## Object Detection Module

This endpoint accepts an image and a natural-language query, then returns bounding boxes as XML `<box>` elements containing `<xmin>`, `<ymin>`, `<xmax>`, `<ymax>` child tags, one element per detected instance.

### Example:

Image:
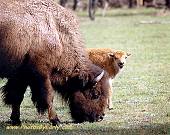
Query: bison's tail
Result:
<box><xmin>29</xmin><ymin>79</ymin><xmax>48</xmax><ymax>114</ymax></box>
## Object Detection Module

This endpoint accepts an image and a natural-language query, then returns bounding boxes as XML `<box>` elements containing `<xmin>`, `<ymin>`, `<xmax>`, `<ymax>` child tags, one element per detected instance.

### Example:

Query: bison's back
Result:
<box><xmin>0</xmin><ymin>0</ymin><xmax>88</xmax><ymax>78</ymax></box>
<box><xmin>0</xmin><ymin>0</ymin><xmax>60</xmax><ymax>77</ymax></box>
<box><xmin>0</xmin><ymin>21</ymin><xmax>31</xmax><ymax>77</ymax></box>
<box><xmin>0</xmin><ymin>0</ymin><xmax>36</xmax><ymax>77</ymax></box>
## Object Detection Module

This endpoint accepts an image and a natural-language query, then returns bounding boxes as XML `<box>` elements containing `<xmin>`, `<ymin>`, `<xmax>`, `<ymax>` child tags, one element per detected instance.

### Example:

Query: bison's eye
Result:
<box><xmin>91</xmin><ymin>89</ymin><xmax>101</xmax><ymax>100</ymax></box>
<box><xmin>92</xmin><ymin>93</ymin><xmax>99</xmax><ymax>99</ymax></box>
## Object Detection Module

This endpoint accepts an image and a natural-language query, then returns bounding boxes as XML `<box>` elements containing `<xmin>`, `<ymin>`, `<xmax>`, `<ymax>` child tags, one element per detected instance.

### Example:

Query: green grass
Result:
<box><xmin>0</xmin><ymin>8</ymin><xmax>170</xmax><ymax>135</ymax></box>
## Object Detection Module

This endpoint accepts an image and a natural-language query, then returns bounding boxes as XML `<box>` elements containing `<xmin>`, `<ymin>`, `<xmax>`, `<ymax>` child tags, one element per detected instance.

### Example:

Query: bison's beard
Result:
<box><xmin>68</xmin><ymin>91</ymin><xmax>107</xmax><ymax>123</ymax></box>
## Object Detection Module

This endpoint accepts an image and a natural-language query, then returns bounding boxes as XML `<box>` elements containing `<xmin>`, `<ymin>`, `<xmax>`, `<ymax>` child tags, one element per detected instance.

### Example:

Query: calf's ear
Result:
<box><xmin>108</xmin><ymin>53</ymin><xmax>115</xmax><ymax>58</ymax></box>
<box><xmin>127</xmin><ymin>53</ymin><xmax>131</xmax><ymax>56</ymax></box>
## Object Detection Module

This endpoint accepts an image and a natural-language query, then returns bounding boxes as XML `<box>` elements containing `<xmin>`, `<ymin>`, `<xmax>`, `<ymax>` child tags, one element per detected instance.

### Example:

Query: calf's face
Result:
<box><xmin>109</xmin><ymin>51</ymin><xmax>131</xmax><ymax>70</ymax></box>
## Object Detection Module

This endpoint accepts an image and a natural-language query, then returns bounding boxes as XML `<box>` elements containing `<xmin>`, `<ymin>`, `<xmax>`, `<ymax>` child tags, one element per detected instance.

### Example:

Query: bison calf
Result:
<box><xmin>87</xmin><ymin>48</ymin><xmax>131</xmax><ymax>109</ymax></box>
<box><xmin>0</xmin><ymin>0</ymin><xmax>110</xmax><ymax>126</ymax></box>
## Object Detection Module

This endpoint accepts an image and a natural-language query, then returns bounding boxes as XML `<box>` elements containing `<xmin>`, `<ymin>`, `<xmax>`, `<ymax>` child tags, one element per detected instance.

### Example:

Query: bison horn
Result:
<box><xmin>94</xmin><ymin>70</ymin><xmax>104</xmax><ymax>83</ymax></box>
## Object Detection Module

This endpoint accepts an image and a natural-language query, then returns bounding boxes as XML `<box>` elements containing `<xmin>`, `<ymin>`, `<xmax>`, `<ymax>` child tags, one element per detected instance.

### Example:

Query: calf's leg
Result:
<box><xmin>108</xmin><ymin>78</ymin><xmax>113</xmax><ymax>110</ymax></box>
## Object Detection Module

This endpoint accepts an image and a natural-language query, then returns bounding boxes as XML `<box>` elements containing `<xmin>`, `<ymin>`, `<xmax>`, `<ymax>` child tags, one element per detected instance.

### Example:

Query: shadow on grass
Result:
<box><xmin>1</xmin><ymin>119</ymin><xmax>75</xmax><ymax>125</ymax></box>
<box><xmin>96</xmin><ymin>11</ymin><xmax>157</xmax><ymax>18</ymax></box>
<box><xmin>0</xmin><ymin>120</ymin><xmax>169</xmax><ymax>135</ymax></box>
<box><xmin>78</xmin><ymin>8</ymin><xmax>158</xmax><ymax>19</ymax></box>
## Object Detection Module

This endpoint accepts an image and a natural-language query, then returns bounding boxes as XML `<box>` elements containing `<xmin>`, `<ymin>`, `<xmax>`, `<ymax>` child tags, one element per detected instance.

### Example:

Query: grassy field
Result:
<box><xmin>0</xmin><ymin>8</ymin><xmax>170</xmax><ymax>135</ymax></box>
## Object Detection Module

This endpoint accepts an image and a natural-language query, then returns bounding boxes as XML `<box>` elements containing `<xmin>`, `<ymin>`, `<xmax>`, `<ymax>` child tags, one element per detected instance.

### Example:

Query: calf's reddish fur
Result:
<box><xmin>87</xmin><ymin>48</ymin><xmax>131</xmax><ymax>109</ymax></box>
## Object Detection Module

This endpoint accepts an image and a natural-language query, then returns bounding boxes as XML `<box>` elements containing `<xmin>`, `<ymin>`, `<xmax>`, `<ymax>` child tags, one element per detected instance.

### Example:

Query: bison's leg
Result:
<box><xmin>102</xmin><ymin>1</ymin><xmax>109</xmax><ymax>17</ymax></box>
<box><xmin>60</xmin><ymin>0</ymin><xmax>67</xmax><ymax>7</ymax></box>
<box><xmin>41</xmin><ymin>78</ymin><xmax>60</xmax><ymax>126</ymax></box>
<box><xmin>29</xmin><ymin>61</ymin><xmax>61</xmax><ymax>126</ymax></box>
<box><xmin>46</xmin><ymin>85</ymin><xmax>61</xmax><ymax>126</ymax></box>
<box><xmin>2</xmin><ymin>77</ymin><xmax>28</xmax><ymax>126</ymax></box>
<box><xmin>108</xmin><ymin>78</ymin><xmax>113</xmax><ymax>110</ymax></box>
<box><xmin>73</xmin><ymin>0</ymin><xmax>78</xmax><ymax>10</ymax></box>
<box><xmin>31</xmin><ymin>76</ymin><xmax>60</xmax><ymax>126</ymax></box>
<box><xmin>10</xmin><ymin>105</ymin><xmax>22</xmax><ymax>126</ymax></box>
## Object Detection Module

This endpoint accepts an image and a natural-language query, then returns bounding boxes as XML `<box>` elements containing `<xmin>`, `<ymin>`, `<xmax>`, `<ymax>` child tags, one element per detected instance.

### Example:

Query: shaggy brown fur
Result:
<box><xmin>87</xmin><ymin>48</ymin><xmax>131</xmax><ymax>109</ymax></box>
<box><xmin>0</xmin><ymin>0</ymin><xmax>110</xmax><ymax>126</ymax></box>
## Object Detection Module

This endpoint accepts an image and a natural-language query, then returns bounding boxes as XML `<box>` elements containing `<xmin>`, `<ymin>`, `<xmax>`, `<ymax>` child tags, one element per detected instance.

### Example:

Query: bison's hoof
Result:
<box><xmin>11</xmin><ymin>119</ymin><xmax>21</xmax><ymax>126</ymax></box>
<box><xmin>50</xmin><ymin>118</ymin><xmax>61</xmax><ymax>126</ymax></box>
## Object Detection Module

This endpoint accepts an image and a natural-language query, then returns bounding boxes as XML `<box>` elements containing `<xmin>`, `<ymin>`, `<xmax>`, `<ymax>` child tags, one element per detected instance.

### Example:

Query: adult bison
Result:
<box><xmin>0</xmin><ymin>0</ymin><xmax>109</xmax><ymax>126</ymax></box>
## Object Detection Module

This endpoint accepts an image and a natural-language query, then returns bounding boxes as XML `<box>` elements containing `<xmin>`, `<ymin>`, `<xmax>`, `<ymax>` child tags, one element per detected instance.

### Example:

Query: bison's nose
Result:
<box><xmin>96</xmin><ymin>114</ymin><xmax>105</xmax><ymax>121</ymax></box>
<box><xmin>90</xmin><ymin>113</ymin><xmax>105</xmax><ymax>122</ymax></box>
<box><xmin>99</xmin><ymin>113</ymin><xmax>105</xmax><ymax>120</ymax></box>
<box><xmin>99</xmin><ymin>115</ymin><xmax>104</xmax><ymax>120</ymax></box>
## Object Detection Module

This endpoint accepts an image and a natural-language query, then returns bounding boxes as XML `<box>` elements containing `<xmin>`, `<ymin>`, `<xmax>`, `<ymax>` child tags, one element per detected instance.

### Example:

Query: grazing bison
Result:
<box><xmin>0</xmin><ymin>0</ymin><xmax>110</xmax><ymax>126</ymax></box>
<box><xmin>87</xmin><ymin>48</ymin><xmax>131</xmax><ymax>109</ymax></box>
<box><xmin>60</xmin><ymin>0</ymin><xmax>79</xmax><ymax>10</ymax></box>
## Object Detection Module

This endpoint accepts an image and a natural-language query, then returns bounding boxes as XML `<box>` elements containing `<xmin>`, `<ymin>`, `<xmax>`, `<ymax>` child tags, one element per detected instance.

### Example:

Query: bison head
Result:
<box><xmin>51</xmin><ymin>66</ymin><xmax>109</xmax><ymax>123</ymax></box>
<box><xmin>69</xmin><ymin>70</ymin><xmax>109</xmax><ymax>123</ymax></box>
